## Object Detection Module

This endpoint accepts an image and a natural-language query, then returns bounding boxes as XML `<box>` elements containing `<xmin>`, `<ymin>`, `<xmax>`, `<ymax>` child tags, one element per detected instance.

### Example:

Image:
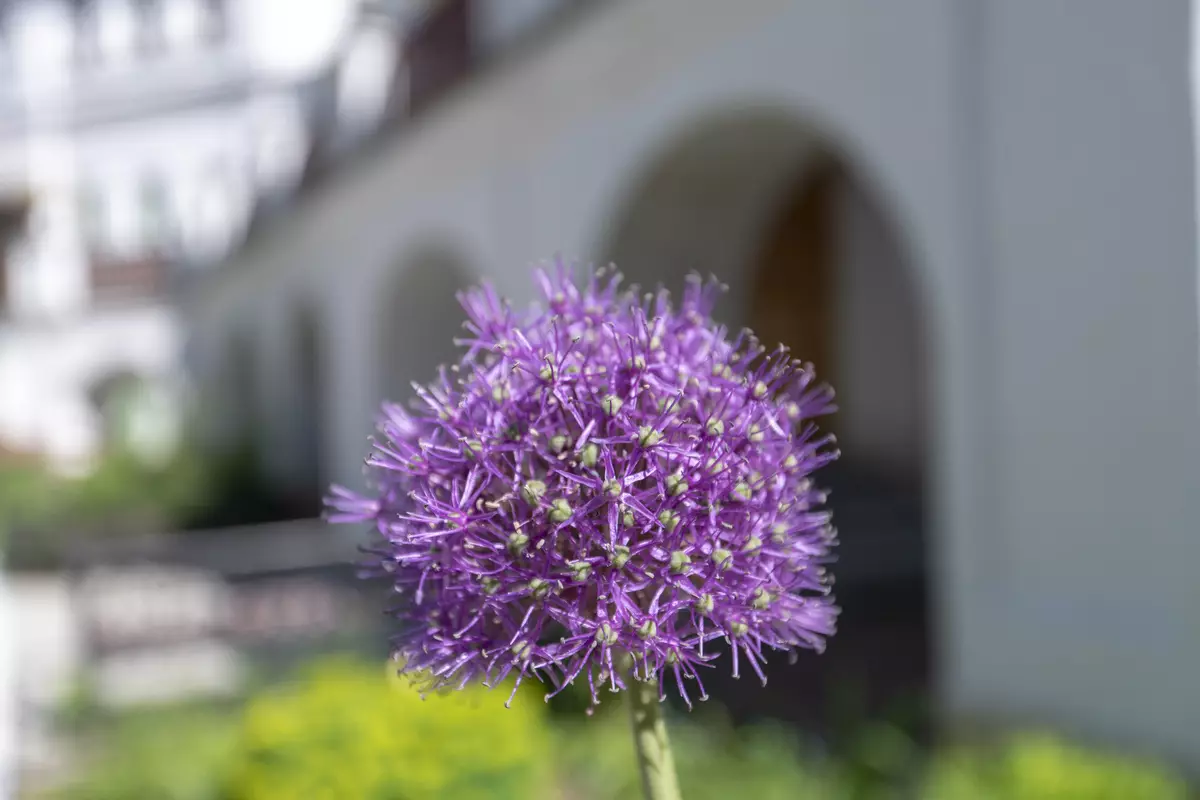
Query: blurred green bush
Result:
<box><xmin>52</xmin><ymin>705</ymin><xmax>240</xmax><ymax>800</ymax></box>
<box><xmin>47</xmin><ymin>656</ymin><xmax>1194</xmax><ymax>800</ymax></box>
<box><xmin>1</xmin><ymin>441</ymin><xmax>296</xmax><ymax>568</ymax></box>
<box><xmin>225</xmin><ymin>658</ymin><xmax>552</xmax><ymax>800</ymax></box>
<box><xmin>923</xmin><ymin>731</ymin><xmax>1191</xmax><ymax>800</ymax></box>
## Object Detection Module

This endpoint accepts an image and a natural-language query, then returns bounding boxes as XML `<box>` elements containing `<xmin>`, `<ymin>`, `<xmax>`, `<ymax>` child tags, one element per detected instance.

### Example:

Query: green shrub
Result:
<box><xmin>52</xmin><ymin>705</ymin><xmax>240</xmax><ymax>800</ymax></box>
<box><xmin>557</xmin><ymin>705</ymin><xmax>841</xmax><ymax>800</ymax></box>
<box><xmin>225</xmin><ymin>658</ymin><xmax>552</xmax><ymax>800</ymax></box>
<box><xmin>47</xmin><ymin>658</ymin><xmax>1194</xmax><ymax>800</ymax></box>
<box><xmin>923</xmin><ymin>731</ymin><xmax>1190</xmax><ymax>800</ymax></box>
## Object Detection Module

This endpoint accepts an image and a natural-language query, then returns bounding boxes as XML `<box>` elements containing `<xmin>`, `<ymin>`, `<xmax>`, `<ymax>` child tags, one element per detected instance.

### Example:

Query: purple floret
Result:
<box><xmin>327</xmin><ymin>264</ymin><xmax>840</xmax><ymax>709</ymax></box>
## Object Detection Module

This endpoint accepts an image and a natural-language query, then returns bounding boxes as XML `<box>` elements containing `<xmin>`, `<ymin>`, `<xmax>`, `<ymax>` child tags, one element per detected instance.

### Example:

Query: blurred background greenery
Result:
<box><xmin>43</xmin><ymin>654</ymin><xmax>1191</xmax><ymax>800</ymax></box>
<box><xmin>1</xmin><ymin>437</ymin><xmax>299</xmax><ymax>569</ymax></box>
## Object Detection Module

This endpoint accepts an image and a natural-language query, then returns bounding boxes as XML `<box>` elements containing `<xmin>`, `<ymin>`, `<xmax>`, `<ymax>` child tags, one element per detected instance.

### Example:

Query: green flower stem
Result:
<box><xmin>627</xmin><ymin>674</ymin><xmax>683</xmax><ymax>800</ymax></box>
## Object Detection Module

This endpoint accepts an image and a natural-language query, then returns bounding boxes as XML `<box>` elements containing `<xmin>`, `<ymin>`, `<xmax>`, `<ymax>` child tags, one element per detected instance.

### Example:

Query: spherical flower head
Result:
<box><xmin>327</xmin><ymin>264</ymin><xmax>840</xmax><ymax>709</ymax></box>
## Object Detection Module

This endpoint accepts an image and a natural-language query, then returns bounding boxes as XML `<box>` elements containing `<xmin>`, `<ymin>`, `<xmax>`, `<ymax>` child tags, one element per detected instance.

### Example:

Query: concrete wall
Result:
<box><xmin>959</xmin><ymin>0</ymin><xmax>1200</xmax><ymax>764</ymax></box>
<box><xmin>183</xmin><ymin>0</ymin><xmax>1200</xmax><ymax>768</ymax></box>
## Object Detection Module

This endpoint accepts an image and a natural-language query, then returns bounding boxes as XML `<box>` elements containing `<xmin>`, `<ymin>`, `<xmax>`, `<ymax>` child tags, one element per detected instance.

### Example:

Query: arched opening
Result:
<box><xmin>87</xmin><ymin>370</ymin><xmax>179</xmax><ymax>465</ymax></box>
<box><xmin>292</xmin><ymin>303</ymin><xmax>325</xmax><ymax>515</ymax></box>
<box><xmin>376</xmin><ymin>247</ymin><xmax>474</xmax><ymax>407</ymax></box>
<box><xmin>222</xmin><ymin>329</ymin><xmax>258</xmax><ymax>449</ymax></box>
<box><xmin>599</xmin><ymin>110</ymin><xmax>931</xmax><ymax>732</ymax></box>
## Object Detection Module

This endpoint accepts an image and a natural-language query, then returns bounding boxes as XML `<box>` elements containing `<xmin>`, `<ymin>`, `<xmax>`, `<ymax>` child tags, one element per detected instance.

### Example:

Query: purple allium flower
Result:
<box><xmin>327</xmin><ymin>265</ymin><xmax>839</xmax><ymax>710</ymax></box>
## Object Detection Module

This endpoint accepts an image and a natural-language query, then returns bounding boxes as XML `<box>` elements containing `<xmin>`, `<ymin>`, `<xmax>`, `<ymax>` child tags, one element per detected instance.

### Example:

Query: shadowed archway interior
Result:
<box><xmin>292</xmin><ymin>304</ymin><xmax>325</xmax><ymax>513</ymax></box>
<box><xmin>599</xmin><ymin>109</ymin><xmax>931</xmax><ymax>731</ymax></box>
<box><xmin>376</xmin><ymin>248</ymin><xmax>475</xmax><ymax>408</ymax></box>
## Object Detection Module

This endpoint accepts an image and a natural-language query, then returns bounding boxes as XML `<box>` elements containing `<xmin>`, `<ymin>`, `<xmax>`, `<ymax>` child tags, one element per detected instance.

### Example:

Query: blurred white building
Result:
<box><xmin>0</xmin><ymin>0</ymin><xmax>404</xmax><ymax>472</ymax></box>
<box><xmin>182</xmin><ymin>0</ymin><xmax>1200</xmax><ymax>773</ymax></box>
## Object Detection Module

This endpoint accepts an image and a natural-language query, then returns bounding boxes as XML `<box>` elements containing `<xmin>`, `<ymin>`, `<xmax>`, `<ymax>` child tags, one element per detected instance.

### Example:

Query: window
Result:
<box><xmin>139</xmin><ymin>174</ymin><xmax>174</xmax><ymax>255</ymax></box>
<box><xmin>162</xmin><ymin>0</ymin><xmax>200</xmax><ymax>50</ymax></box>
<box><xmin>0</xmin><ymin>15</ymin><xmax>10</xmax><ymax>75</ymax></box>
<box><xmin>0</xmin><ymin>242</ymin><xmax>9</xmax><ymax>314</ymax></box>
<box><xmin>135</xmin><ymin>0</ymin><xmax>165</xmax><ymax>56</ymax></box>
<box><xmin>9</xmin><ymin>0</ymin><xmax>75</xmax><ymax>82</ymax></box>
<box><xmin>0</xmin><ymin>198</ymin><xmax>31</xmax><ymax>317</ymax></box>
<box><xmin>201</xmin><ymin>0</ymin><xmax>224</xmax><ymax>44</ymax></box>
<box><xmin>79</xmin><ymin>184</ymin><xmax>111</xmax><ymax>256</ymax></box>
<box><xmin>188</xmin><ymin>164</ymin><xmax>236</xmax><ymax>260</ymax></box>
<box><xmin>97</xmin><ymin>0</ymin><xmax>136</xmax><ymax>63</ymax></box>
<box><xmin>72</xmin><ymin>1</ymin><xmax>101</xmax><ymax>66</ymax></box>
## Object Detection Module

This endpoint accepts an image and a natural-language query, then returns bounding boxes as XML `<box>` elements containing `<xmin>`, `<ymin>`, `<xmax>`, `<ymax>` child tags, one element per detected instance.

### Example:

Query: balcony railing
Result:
<box><xmin>89</xmin><ymin>253</ymin><xmax>168</xmax><ymax>304</ymax></box>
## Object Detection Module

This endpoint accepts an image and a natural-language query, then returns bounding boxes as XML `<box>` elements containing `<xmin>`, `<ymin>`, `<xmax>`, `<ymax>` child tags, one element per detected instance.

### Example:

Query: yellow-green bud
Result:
<box><xmin>711</xmin><ymin>548</ymin><xmax>733</xmax><ymax>570</ymax></box>
<box><xmin>521</xmin><ymin>480</ymin><xmax>547</xmax><ymax>506</ymax></box>
<box><xmin>595</xmin><ymin>622</ymin><xmax>619</xmax><ymax>645</ymax></box>
<box><xmin>581</xmin><ymin>443</ymin><xmax>599</xmax><ymax>468</ymax></box>
<box><xmin>507</xmin><ymin>531</ymin><xmax>529</xmax><ymax>557</ymax></box>
<box><xmin>548</xmin><ymin>498</ymin><xmax>572</xmax><ymax>523</ymax></box>
<box><xmin>638</xmin><ymin>426</ymin><xmax>663</xmax><ymax>447</ymax></box>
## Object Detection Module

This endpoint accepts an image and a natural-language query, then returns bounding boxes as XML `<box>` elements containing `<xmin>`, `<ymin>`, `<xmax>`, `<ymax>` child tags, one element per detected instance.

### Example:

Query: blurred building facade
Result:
<box><xmin>182</xmin><ymin>0</ymin><xmax>1200</xmax><ymax>773</ymax></box>
<box><xmin>0</xmin><ymin>0</ymin><xmax>407</xmax><ymax>472</ymax></box>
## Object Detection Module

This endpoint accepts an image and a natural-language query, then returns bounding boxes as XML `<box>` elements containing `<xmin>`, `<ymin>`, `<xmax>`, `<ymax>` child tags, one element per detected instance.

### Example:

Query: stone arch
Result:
<box><xmin>595</xmin><ymin>104</ymin><xmax>934</xmax><ymax>722</ymax></box>
<box><xmin>289</xmin><ymin>300</ymin><xmax>325</xmax><ymax>512</ymax></box>
<box><xmin>374</xmin><ymin>243</ymin><xmax>476</xmax><ymax>408</ymax></box>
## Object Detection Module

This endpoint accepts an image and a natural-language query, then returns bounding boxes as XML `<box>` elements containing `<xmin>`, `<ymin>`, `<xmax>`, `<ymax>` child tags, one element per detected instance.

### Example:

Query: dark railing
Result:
<box><xmin>67</xmin><ymin>519</ymin><xmax>381</xmax><ymax>704</ymax></box>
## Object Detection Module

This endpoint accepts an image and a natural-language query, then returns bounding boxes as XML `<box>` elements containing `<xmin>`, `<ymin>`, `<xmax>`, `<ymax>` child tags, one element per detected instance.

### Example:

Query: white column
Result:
<box><xmin>0</xmin><ymin>552</ymin><xmax>15</xmax><ymax>800</ymax></box>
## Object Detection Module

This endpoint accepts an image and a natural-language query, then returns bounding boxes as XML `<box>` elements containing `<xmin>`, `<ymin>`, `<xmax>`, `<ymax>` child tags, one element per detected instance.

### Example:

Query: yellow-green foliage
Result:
<box><xmin>924</xmin><ymin>731</ymin><xmax>1190</xmax><ymax>800</ymax></box>
<box><xmin>226</xmin><ymin>658</ymin><xmax>551</xmax><ymax>800</ymax></box>
<box><xmin>53</xmin><ymin>706</ymin><xmax>240</xmax><ymax>800</ymax></box>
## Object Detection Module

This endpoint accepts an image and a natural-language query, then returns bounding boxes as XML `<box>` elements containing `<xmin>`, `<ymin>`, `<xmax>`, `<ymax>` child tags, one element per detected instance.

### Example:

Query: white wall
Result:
<box><xmin>959</xmin><ymin>0</ymin><xmax>1200</xmax><ymax>763</ymax></box>
<box><xmin>184</xmin><ymin>0</ymin><xmax>1200</xmax><ymax>769</ymax></box>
